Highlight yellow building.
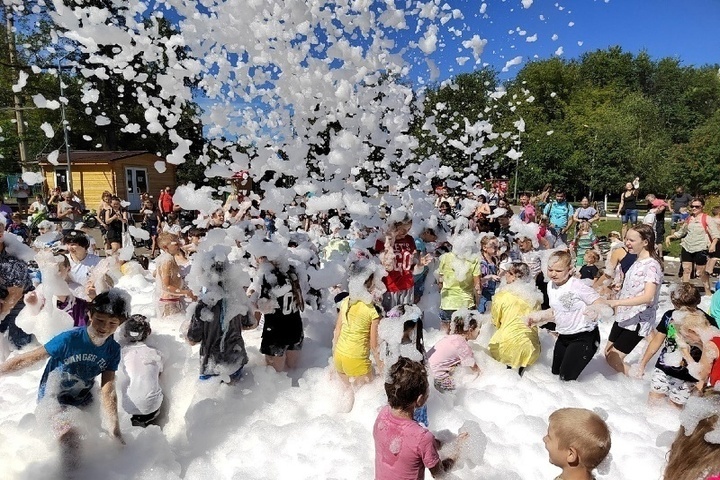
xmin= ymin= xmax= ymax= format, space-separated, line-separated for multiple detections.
xmin=38 ymin=151 xmax=178 ymax=211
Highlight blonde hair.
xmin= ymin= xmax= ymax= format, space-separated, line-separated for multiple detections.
xmin=157 ymin=232 xmax=179 ymax=249
xmin=584 ymin=250 xmax=600 ymax=263
xmin=548 ymin=250 xmax=573 ymax=270
xmin=577 ymin=220 xmax=591 ymax=234
xmin=678 ymin=311 xmax=712 ymax=343
xmin=549 ymin=408 xmax=611 ymax=471
xmin=664 ymin=393 xmax=720 ymax=480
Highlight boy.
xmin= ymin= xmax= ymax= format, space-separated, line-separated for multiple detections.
xmin=0 ymin=289 xmax=130 ymax=467
xmin=544 ymin=408 xmax=611 ymax=480
xmin=635 ymin=283 xmax=718 ymax=407
xmin=578 ymin=251 xmax=600 ymax=281
xmin=374 ymin=357 xmax=465 ymax=479
xmin=119 ymin=315 xmax=164 ymax=427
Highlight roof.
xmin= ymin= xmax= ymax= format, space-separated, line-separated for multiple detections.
xmin=37 ymin=150 xmax=152 ymax=165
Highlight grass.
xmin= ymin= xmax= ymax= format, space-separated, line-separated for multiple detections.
xmin=586 ymin=218 xmax=681 ymax=258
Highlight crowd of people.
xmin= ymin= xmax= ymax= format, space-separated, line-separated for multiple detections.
xmin=0 ymin=178 xmax=719 ymax=479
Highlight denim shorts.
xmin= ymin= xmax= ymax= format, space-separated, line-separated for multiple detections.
xmin=621 ymin=209 xmax=638 ymax=224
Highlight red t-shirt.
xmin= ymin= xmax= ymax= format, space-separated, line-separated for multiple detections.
xmin=375 ymin=235 xmax=416 ymax=293
xmin=710 ymin=337 xmax=720 ymax=389
xmin=159 ymin=192 xmax=174 ymax=213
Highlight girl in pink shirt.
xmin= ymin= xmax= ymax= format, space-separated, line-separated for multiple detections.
xmin=373 ymin=358 xmax=465 ymax=480
xmin=427 ymin=311 xmax=481 ymax=392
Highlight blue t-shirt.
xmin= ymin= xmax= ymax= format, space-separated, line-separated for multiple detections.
xmin=39 ymin=327 xmax=121 ymax=406
xmin=543 ymin=201 xmax=574 ymax=229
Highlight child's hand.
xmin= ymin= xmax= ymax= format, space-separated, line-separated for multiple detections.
xmin=630 ymin=363 xmax=645 ymax=379
xmin=24 ymin=291 xmax=38 ymax=306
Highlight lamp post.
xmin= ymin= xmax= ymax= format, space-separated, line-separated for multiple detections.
xmin=513 ymin=117 xmax=525 ymax=202
xmin=582 ymin=124 xmax=597 ymax=201
xmin=57 ymin=55 xmax=73 ymax=192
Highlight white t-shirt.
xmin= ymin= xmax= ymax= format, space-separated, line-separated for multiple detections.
xmin=548 ymin=277 xmax=601 ymax=335
xmin=615 ymin=257 xmax=663 ymax=336
xmin=68 ymin=253 xmax=101 ymax=300
xmin=119 ymin=343 xmax=164 ymax=415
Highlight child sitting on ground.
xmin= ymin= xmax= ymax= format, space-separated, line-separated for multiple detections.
xmin=119 ymin=315 xmax=164 ymax=427
xmin=489 ymin=262 xmax=542 ymax=376
xmin=373 ymin=357 xmax=466 ymax=479
xmin=544 ymin=408 xmax=611 ymax=480
xmin=635 ymin=283 xmax=718 ymax=407
xmin=427 ymin=310 xmax=481 ymax=392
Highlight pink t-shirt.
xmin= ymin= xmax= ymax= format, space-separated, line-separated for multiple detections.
xmin=374 ymin=405 xmax=441 ymax=480
xmin=427 ymin=334 xmax=476 ymax=381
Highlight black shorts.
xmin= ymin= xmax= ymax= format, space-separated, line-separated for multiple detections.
xmin=680 ymin=248 xmax=708 ymax=266
xmin=608 ymin=322 xmax=644 ymax=355
xmin=710 ymin=247 xmax=720 ymax=259
xmin=260 ymin=334 xmax=304 ymax=357
xmin=131 ymin=408 xmax=160 ymax=427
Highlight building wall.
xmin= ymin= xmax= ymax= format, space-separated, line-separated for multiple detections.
xmin=41 ymin=153 xmax=178 ymax=210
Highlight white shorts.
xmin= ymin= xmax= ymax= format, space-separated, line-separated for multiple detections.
xmin=650 ymin=368 xmax=694 ymax=405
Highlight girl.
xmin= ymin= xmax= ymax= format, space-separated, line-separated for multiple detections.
xmin=605 ymin=224 xmax=663 ymax=375
xmin=333 ymin=257 xmax=384 ymax=385
xmin=436 ymin=231 xmax=481 ymax=333
xmin=635 ymin=284 xmax=716 ymax=407
xmin=478 ymin=235 xmax=500 ymax=313
xmin=527 ymin=251 xmax=606 ymax=381
xmin=100 ymin=196 xmax=128 ymax=254
xmin=97 ymin=191 xmax=113 ymax=249
xmin=663 ymin=392 xmax=720 ymax=480
xmin=489 ymin=262 xmax=542 ymax=375
xmin=593 ymin=230 xmax=637 ymax=298
xmin=252 ymin=254 xmax=306 ymax=372
xmin=141 ymin=199 xmax=161 ymax=257
xmin=427 ymin=310 xmax=481 ymax=391
xmin=571 ymin=220 xmax=599 ymax=267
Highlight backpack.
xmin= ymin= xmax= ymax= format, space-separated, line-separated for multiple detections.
xmin=686 ymin=213 xmax=712 ymax=242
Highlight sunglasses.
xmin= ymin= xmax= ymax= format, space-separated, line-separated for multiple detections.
xmin=691 ymin=204 xmax=702 ymax=208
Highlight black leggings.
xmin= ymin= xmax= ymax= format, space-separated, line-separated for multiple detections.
xmin=551 ymin=328 xmax=600 ymax=381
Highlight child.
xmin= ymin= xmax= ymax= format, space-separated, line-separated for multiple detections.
xmin=663 ymin=393 xmax=720 ymax=480
xmin=571 ymin=220 xmax=598 ymax=267
xmin=478 ymin=235 xmax=500 ymax=313
xmin=155 ymin=232 xmax=194 ymax=318
xmin=373 ymin=357 xmax=465 ymax=479
xmin=0 ymin=289 xmax=130 ymax=468
xmin=187 ymin=261 xmax=250 ymax=382
xmin=489 ymin=262 xmax=542 ymax=375
xmin=436 ymin=231 xmax=481 ymax=333
xmin=119 ymin=315 xmax=164 ymax=427
xmin=375 ymin=211 xmax=416 ymax=312
xmin=333 ymin=257 xmax=384 ymax=386
xmin=528 ymin=251 xmax=605 ymax=381
xmin=606 ymin=224 xmax=664 ymax=375
xmin=544 ymin=408 xmax=611 ymax=480
xmin=427 ymin=310 xmax=481 ymax=391
xmin=578 ymin=250 xmax=600 ymax=281
xmin=635 ymin=284 xmax=717 ymax=407
xmin=678 ymin=315 xmax=720 ymax=393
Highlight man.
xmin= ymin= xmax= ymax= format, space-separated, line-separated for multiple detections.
xmin=159 ymin=186 xmax=174 ymax=220
xmin=646 ymin=193 xmax=668 ymax=257
xmin=0 ymin=289 xmax=130 ymax=469
xmin=543 ymin=190 xmax=574 ymax=244
xmin=518 ymin=192 xmax=536 ymax=224
xmin=13 ymin=178 xmax=31 ymax=215
xmin=57 ymin=191 xmax=82 ymax=232
xmin=670 ymin=186 xmax=693 ymax=229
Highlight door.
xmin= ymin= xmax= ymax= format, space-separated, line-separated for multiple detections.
xmin=55 ymin=168 xmax=68 ymax=191
xmin=126 ymin=167 xmax=148 ymax=211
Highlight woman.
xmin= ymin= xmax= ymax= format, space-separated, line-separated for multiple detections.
xmin=618 ymin=177 xmax=640 ymax=238
xmin=100 ymin=197 xmax=128 ymax=254
xmin=97 ymin=191 xmax=113 ymax=249
xmin=605 ymin=224 xmax=663 ymax=375
xmin=141 ymin=199 xmax=162 ymax=257
xmin=666 ymin=197 xmax=720 ymax=296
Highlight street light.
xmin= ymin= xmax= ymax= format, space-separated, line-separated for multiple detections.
xmin=582 ymin=124 xmax=597 ymax=201
xmin=57 ymin=54 xmax=73 ymax=192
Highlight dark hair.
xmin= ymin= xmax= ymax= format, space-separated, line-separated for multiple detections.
xmin=629 ymin=224 xmax=663 ymax=267
xmin=670 ymin=283 xmax=701 ymax=309
xmin=692 ymin=197 xmax=705 ymax=207
xmin=384 ymin=357 xmax=428 ymax=409
xmin=90 ymin=289 xmax=131 ymax=321
xmin=63 ymin=230 xmax=90 ymax=250
xmin=124 ymin=314 xmax=150 ymax=342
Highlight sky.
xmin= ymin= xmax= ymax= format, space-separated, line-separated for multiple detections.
xmin=405 ymin=0 xmax=720 ymax=83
